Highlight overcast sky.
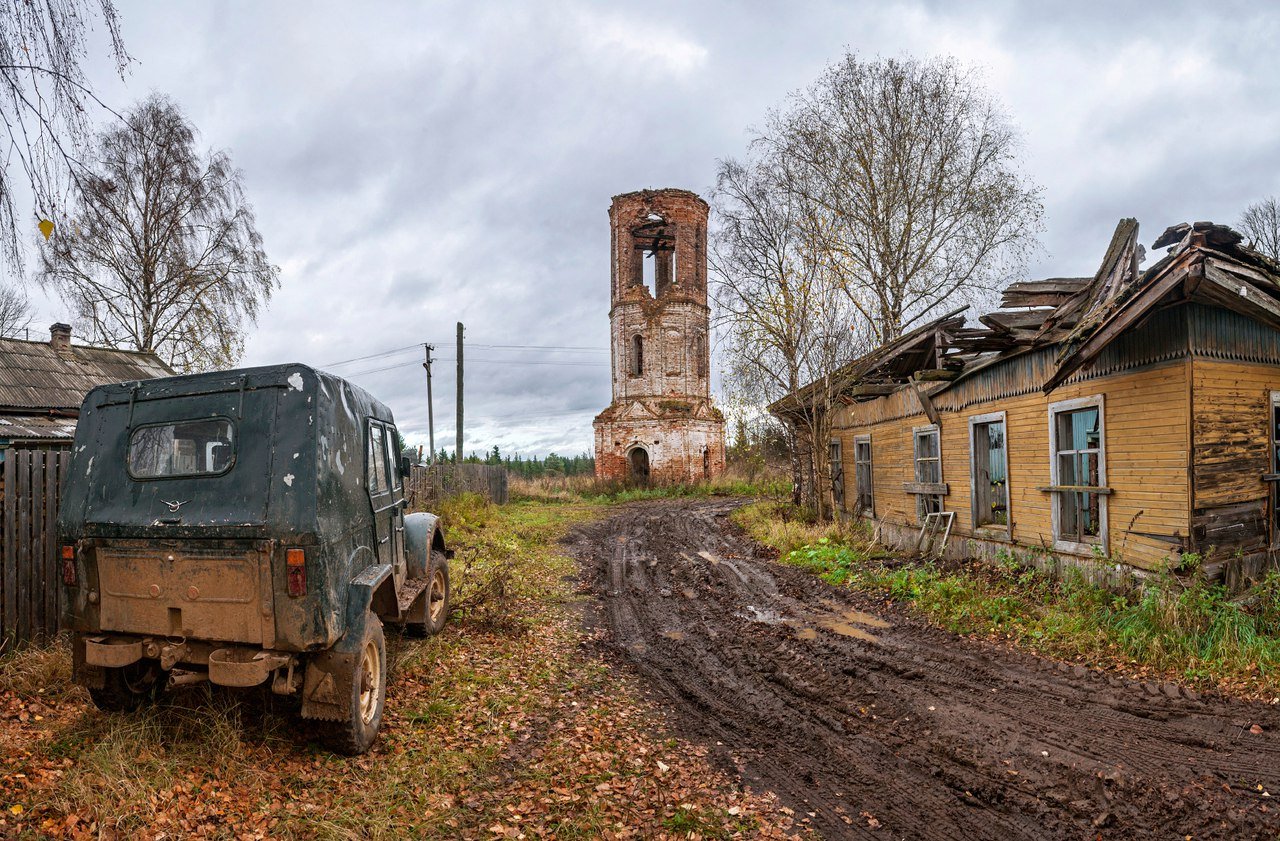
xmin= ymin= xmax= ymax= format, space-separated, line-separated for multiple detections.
xmin=19 ymin=0 xmax=1280 ymax=457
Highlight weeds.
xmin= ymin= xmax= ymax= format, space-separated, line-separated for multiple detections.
xmin=733 ymin=500 xmax=868 ymax=557
xmin=743 ymin=502 xmax=1280 ymax=699
xmin=510 ymin=468 xmax=789 ymax=505
xmin=0 ymin=633 xmax=74 ymax=700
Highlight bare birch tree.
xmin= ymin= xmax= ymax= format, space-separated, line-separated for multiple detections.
xmin=711 ymin=149 xmax=861 ymax=514
xmin=767 ymin=53 xmax=1042 ymax=342
xmin=0 ymin=1 xmax=129 ymax=269
xmin=0 ymin=282 xmax=31 ymax=336
xmin=37 ymin=94 xmax=278 ymax=372
xmin=1241 ymin=197 xmax=1280 ymax=263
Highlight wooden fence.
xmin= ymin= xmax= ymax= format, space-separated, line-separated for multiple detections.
xmin=407 ymin=463 xmax=509 ymax=508
xmin=1 ymin=446 xmax=70 ymax=647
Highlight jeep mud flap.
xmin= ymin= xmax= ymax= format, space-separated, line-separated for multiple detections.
xmin=300 ymin=563 xmax=390 ymax=722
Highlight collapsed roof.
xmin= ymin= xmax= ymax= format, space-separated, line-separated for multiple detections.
xmin=772 ymin=218 xmax=1280 ymax=417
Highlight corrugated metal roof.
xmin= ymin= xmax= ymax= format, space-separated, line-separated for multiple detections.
xmin=0 ymin=414 xmax=80 ymax=441
xmin=0 ymin=335 xmax=172 ymax=411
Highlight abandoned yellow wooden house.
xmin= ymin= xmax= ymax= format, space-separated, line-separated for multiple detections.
xmin=773 ymin=220 xmax=1280 ymax=590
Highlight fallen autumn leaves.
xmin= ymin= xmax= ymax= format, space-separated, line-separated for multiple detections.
xmin=0 ymin=499 xmax=805 ymax=839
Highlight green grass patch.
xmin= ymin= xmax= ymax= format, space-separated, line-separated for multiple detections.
xmin=742 ymin=502 xmax=1280 ymax=698
xmin=732 ymin=499 xmax=872 ymax=557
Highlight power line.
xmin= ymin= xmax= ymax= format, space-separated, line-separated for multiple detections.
xmin=470 ymin=342 xmax=608 ymax=353
xmin=323 ymin=340 xmax=609 ymax=369
xmin=343 ymin=356 xmax=609 ymax=378
xmin=321 ymin=343 xmax=422 ymax=368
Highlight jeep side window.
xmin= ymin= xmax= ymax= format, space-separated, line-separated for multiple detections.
xmin=368 ymin=423 xmax=389 ymax=493
xmin=383 ymin=426 xmax=402 ymax=493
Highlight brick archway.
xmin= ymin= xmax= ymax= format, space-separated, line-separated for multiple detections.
xmin=628 ymin=446 xmax=650 ymax=482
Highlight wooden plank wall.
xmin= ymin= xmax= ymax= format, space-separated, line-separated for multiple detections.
xmin=0 ymin=446 xmax=70 ymax=647
xmin=406 ymin=463 xmax=510 ymax=508
xmin=832 ymin=360 xmax=1191 ymax=570
xmin=1189 ymin=358 xmax=1279 ymax=558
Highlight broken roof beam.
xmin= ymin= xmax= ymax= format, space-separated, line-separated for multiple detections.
xmin=1153 ymin=221 xmax=1244 ymax=252
xmin=846 ymin=383 xmax=899 ymax=399
xmin=1000 ymin=278 xmax=1089 ymax=309
xmin=1198 ymin=263 xmax=1280 ymax=330
xmin=979 ymin=308 xmax=1057 ymax=333
xmin=1043 ymin=259 xmax=1195 ymax=393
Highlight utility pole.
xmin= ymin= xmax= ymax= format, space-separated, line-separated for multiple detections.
xmin=423 ymin=343 xmax=436 ymax=467
xmin=455 ymin=322 xmax=464 ymax=464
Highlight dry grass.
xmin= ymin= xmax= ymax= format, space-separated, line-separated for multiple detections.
xmin=510 ymin=463 xmax=791 ymax=505
xmin=0 ymin=499 xmax=805 ymax=838
xmin=0 ymin=633 xmax=75 ymax=700
xmin=732 ymin=500 xmax=864 ymax=557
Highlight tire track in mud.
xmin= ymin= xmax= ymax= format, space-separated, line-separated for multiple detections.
xmin=568 ymin=498 xmax=1280 ymax=840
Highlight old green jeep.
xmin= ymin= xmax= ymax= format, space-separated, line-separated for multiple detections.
xmin=59 ymin=364 xmax=451 ymax=754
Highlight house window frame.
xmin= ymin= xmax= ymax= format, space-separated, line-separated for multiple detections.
xmin=1047 ymin=394 xmax=1108 ymax=554
xmin=853 ymin=434 xmax=873 ymax=516
xmin=912 ymin=423 xmax=944 ymax=522
xmin=828 ymin=438 xmax=844 ymax=511
xmin=968 ymin=410 xmax=1010 ymax=533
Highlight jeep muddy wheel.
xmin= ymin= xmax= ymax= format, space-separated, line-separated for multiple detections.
xmin=425 ymin=549 xmax=451 ymax=635
xmin=88 ymin=661 xmax=161 ymax=712
xmin=405 ymin=549 xmax=451 ymax=638
xmin=322 ymin=614 xmax=386 ymax=755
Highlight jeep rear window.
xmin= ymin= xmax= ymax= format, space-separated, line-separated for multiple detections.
xmin=128 ymin=419 xmax=235 ymax=479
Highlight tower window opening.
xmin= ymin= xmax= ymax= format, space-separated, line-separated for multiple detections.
xmin=631 ymin=334 xmax=644 ymax=376
xmin=692 ymin=332 xmax=708 ymax=379
xmin=641 ymin=251 xmax=655 ymax=296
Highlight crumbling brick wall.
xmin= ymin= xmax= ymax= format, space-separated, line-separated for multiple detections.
xmin=594 ymin=188 xmax=726 ymax=483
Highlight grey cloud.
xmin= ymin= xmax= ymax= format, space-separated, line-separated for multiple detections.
xmin=23 ymin=0 xmax=1280 ymax=456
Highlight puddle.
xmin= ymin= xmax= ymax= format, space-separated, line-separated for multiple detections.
xmin=738 ymin=605 xmax=784 ymax=625
xmin=661 ymin=630 xmax=686 ymax=641
xmin=841 ymin=609 xmax=890 ymax=629
xmin=787 ymin=606 xmax=889 ymax=643
xmin=820 ymin=620 xmax=878 ymax=642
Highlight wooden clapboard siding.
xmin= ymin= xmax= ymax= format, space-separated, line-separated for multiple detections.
xmin=834 ymin=359 xmax=1191 ymax=570
xmin=1188 ymin=358 xmax=1280 ymax=554
xmin=0 ymin=446 xmax=70 ymax=646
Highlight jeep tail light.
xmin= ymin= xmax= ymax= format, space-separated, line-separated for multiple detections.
xmin=61 ymin=545 xmax=76 ymax=586
xmin=286 ymin=548 xmax=306 ymax=597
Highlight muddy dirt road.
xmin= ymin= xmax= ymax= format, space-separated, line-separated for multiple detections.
xmin=568 ymin=499 xmax=1280 ymax=839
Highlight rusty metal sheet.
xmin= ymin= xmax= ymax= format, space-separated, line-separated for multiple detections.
xmin=96 ymin=543 xmax=271 ymax=644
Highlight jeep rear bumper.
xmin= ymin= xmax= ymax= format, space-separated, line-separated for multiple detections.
xmin=79 ymin=634 xmax=297 ymax=691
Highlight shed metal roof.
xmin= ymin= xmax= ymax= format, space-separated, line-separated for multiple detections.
xmin=0 ymin=414 xmax=80 ymax=441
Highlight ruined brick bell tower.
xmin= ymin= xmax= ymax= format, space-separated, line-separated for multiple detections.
xmin=594 ymin=188 xmax=726 ymax=483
